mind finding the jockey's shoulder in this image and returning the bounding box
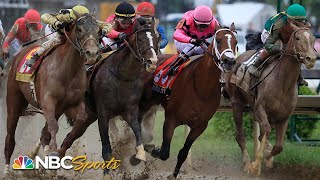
[273,16,286,30]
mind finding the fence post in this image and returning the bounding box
[290,115,297,142]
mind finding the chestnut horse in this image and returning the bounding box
[4,14,101,174]
[223,23,316,175]
[56,19,159,179]
[137,23,237,179]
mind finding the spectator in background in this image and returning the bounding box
[2,9,42,60]
[136,2,168,50]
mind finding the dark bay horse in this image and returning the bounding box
[223,22,316,176]
[138,23,238,179]
[57,19,159,179]
[4,14,101,174]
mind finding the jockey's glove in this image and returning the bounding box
[52,21,68,31]
[190,38,203,46]
[118,32,127,42]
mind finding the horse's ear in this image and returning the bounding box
[230,22,236,32]
[289,20,299,30]
[92,8,97,18]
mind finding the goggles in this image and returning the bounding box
[196,24,209,29]
[116,17,135,25]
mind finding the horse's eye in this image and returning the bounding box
[77,28,82,33]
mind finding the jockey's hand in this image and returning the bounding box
[101,29,107,36]
[190,38,203,46]
[118,32,127,42]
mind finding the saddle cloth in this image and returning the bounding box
[153,54,203,94]
[230,51,280,93]
[16,45,58,82]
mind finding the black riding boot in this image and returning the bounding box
[167,53,189,76]
[298,71,308,86]
[247,49,269,77]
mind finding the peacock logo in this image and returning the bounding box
[12,155,34,170]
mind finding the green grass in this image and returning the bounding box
[151,111,320,167]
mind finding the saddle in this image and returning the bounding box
[153,54,203,95]
[230,51,280,94]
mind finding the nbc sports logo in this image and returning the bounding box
[12,156,34,170]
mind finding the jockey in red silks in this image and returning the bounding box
[2,9,42,60]
[102,2,136,51]
[169,5,219,75]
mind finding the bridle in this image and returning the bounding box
[64,16,99,57]
[281,27,311,63]
[123,27,157,67]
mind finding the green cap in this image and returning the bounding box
[286,3,307,20]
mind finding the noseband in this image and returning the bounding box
[123,28,157,66]
[64,17,99,57]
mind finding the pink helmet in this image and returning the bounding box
[193,5,213,25]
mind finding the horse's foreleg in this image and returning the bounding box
[4,88,28,173]
[59,104,96,158]
[97,116,112,178]
[232,102,250,170]
[265,119,289,168]
[125,106,146,162]
[42,100,59,153]
[170,122,208,179]
[250,105,270,176]
[151,113,176,161]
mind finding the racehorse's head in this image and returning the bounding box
[127,18,159,73]
[212,22,237,72]
[285,22,316,69]
[74,14,101,64]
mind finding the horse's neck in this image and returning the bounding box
[194,50,221,97]
[57,38,83,75]
[274,55,300,91]
[113,46,141,80]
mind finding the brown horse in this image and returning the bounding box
[56,19,159,179]
[137,23,238,179]
[223,23,316,175]
[4,14,101,174]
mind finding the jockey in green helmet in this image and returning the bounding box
[248,3,310,86]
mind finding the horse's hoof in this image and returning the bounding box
[135,145,147,162]
[4,164,9,174]
[102,174,113,180]
[151,147,161,159]
[43,145,50,156]
[129,155,142,166]
[167,174,176,180]
[264,157,274,169]
[248,162,260,176]
[144,144,155,153]
[49,151,59,157]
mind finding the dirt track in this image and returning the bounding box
[0,81,319,180]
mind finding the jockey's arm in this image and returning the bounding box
[41,13,73,26]
[173,19,192,43]
[264,18,285,54]
[157,24,168,49]
[96,20,113,35]
[2,23,18,53]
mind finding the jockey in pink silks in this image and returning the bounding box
[169,5,219,75]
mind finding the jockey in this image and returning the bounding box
[248,3,309,86]
[136,2,168,49]
[102,2,136,51]
[26,5,112,67]
[169,5,218,75]
[2,9,42,60]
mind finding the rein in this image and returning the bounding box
[281,27,310,63]
[123,27,157,66]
